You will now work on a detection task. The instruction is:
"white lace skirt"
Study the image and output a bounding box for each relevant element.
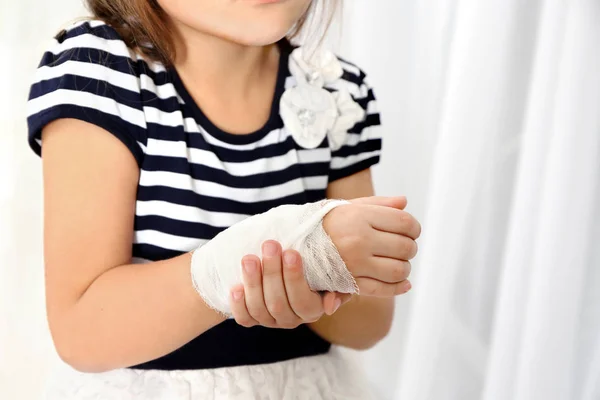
[44,347,374,400]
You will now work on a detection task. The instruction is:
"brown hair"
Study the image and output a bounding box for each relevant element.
[86,0,339,66]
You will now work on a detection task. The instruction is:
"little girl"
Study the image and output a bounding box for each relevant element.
[27,0,420,398]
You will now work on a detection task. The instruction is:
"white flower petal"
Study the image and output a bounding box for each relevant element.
[280,84,338,149]
[317,50,345,83]
[328,90,367,151]
[289,47,344,86]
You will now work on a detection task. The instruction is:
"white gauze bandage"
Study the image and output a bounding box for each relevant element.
[191,199,358,316]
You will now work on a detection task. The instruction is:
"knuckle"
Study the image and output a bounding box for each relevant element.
[308,308,325,322]
[244,283,257,291]
[407,220,418,235]
[292,301,311,316]
[248,308,271,324]
[414,221,423,239]
[308,314,322,323]
[410,241,419,258]
[235,317,255,328]
[398,211,411,226]
[297,312,318,323]
[391,262,409,282]
[403,261,413,278]
[266,298,286,316]
[395,283,410,295]
[240,319,256,328]
[278,315,301,329]
[262,268,280,278]
[280,320,301,330]
[295,304,321,322]
[399,213,419,236]
[245,280,262,290]
[402,239,417,259]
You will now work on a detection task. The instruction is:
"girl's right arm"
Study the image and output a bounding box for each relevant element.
[43,119,226,373]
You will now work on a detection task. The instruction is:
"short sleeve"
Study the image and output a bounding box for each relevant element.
[328,63,382,182]
[27,21,147,166]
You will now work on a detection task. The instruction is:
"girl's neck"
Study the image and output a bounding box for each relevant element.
[167,21,283,135]
[172,22,279,101]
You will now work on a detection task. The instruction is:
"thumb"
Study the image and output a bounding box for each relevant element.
[350,196,407,210]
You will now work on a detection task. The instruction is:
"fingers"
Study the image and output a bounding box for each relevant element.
[261,241,301,328]
[322,292,338,316]
[364,206,422,240]
[241,254,277,327]
[282,250,324,322]
[371,231,418,260]
[355,257,412,284]
[355,277,412,297]
[237,243,350,329]
[230,284,258,328]
[351,196,407,210]
[322,292,353,315]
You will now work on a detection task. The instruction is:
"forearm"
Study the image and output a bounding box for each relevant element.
[309,296,394,350]
[51,253,225,372]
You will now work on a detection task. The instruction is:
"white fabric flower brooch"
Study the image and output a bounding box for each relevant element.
[280,47,366,150]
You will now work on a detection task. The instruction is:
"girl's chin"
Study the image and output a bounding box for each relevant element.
[208,22,295,47]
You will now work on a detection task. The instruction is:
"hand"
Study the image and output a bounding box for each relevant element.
[323,196,421,297]
[229,241,351,329]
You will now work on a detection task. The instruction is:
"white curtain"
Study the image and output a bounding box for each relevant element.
[2,1,599,399]
[344,1,600,399]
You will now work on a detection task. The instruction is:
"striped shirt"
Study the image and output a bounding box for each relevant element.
[27,21,382,370]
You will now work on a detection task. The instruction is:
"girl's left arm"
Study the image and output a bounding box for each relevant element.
[308,168,398,350]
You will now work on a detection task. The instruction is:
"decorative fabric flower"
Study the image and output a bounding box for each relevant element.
[281,46,366,150]
[280,84,337,149]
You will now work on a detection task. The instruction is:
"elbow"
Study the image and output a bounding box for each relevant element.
[50,320,115,373]
[53,335,112,373]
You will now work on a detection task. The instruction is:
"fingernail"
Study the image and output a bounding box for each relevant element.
[333,298,342,313]
[232,290,243,301]
[283,251,297,266]
[263,241,278,257]
[404,281,412,292]
[243,259,257,274]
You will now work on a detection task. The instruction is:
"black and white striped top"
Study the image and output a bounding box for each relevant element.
[27,20,382,370]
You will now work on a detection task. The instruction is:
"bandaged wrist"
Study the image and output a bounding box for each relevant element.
[190,199,358,316]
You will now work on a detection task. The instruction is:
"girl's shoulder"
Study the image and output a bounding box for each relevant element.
[55,19,126,44]
[41,19,165,79]
[27,20,158,167]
